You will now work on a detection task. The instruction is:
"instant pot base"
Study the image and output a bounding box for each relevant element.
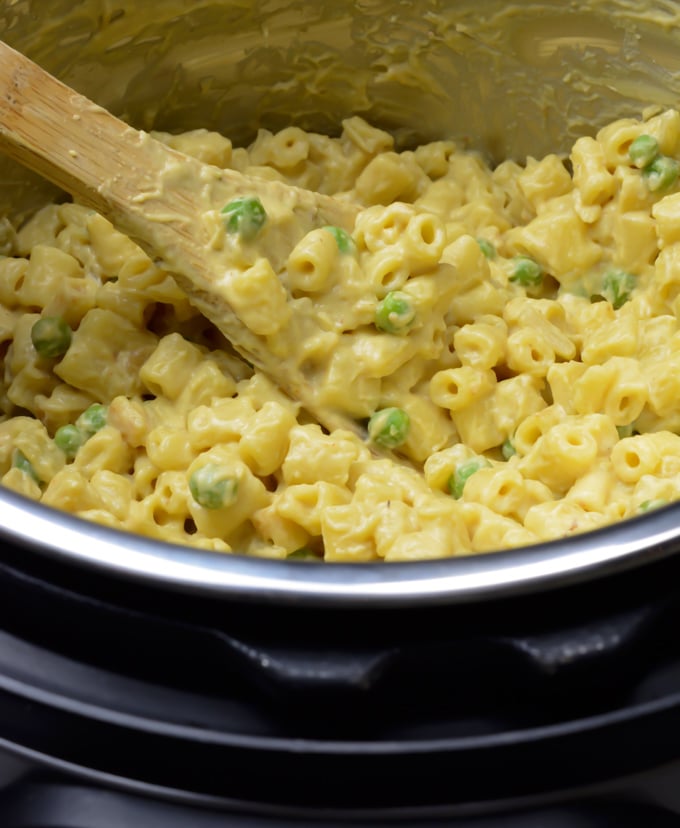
[0,539,679,822]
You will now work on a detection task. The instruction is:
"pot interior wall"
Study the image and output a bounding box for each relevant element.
[3,0,680,219]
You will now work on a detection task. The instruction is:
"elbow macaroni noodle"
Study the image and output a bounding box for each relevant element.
[2,110,680,560]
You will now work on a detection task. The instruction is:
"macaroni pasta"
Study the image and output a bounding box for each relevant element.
[2,110,680,561]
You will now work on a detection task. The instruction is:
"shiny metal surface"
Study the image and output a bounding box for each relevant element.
[3,0,680,217]
[0,488,679,606]
[1,0,680,602]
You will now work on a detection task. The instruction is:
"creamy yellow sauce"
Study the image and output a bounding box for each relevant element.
[2,109,680,561]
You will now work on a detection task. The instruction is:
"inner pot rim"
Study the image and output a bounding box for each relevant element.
[0,487,677,607]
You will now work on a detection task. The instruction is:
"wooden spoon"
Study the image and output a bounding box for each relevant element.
[0,40,365,437]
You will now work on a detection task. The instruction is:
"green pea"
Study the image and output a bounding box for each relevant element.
[476,238,496,259]
[221,196,267,241]
[601,269,636,310]
[642,155,680,193]
[638,498,668,513]
[287,547,320,561]
[76,403,108,436]
[324,225,356,254]
[501,438,517,460]
[12,449,40,484]
[189,463,239,510]
[375,291,416,335]
[367,407,410,449]
[30,316,72,359]
[448,457,491,499]
[509,256,543,288]
[628,134,659,169]
[54,424,85,459]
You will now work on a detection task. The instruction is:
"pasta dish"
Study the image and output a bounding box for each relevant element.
[0,108,678,561]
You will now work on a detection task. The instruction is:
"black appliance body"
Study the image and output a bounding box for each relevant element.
[2,532,680,827]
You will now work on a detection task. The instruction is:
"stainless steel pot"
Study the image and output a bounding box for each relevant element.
[2,0,680,607]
